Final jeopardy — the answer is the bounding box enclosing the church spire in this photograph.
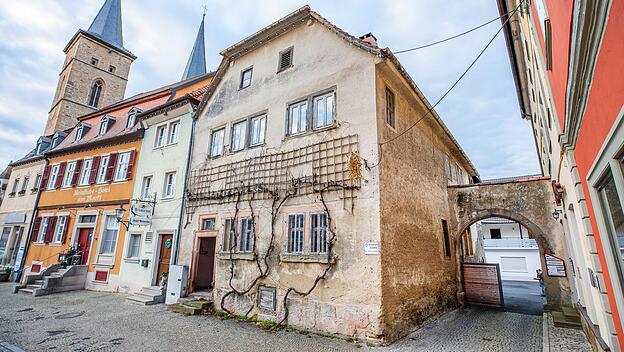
[182,14,207,80]
[87,0,124,49]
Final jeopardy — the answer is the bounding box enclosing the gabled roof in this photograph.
[196,5,478,176]
[182,15,207,80]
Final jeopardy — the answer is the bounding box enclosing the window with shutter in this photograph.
[278,47,293,72]
[44,216,57,243]
[30,217,42,242]
[55,162,67,189]
[40,166,51,191]
[105,153,118,182]
[71,160,83,187]
[89,156,101,185]
[125,150,136,180]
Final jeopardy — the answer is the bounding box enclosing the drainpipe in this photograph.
[172,108,196,265]
[15,158,47,283]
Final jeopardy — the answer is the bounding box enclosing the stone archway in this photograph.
[448,177,573,309]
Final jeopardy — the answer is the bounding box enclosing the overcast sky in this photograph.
[0,0,540,179]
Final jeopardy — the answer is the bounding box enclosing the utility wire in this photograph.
[378,1,523,150]
[394,11,512,54]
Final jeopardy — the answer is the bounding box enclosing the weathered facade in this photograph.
[178,6,477,343]
[498,0,624,349]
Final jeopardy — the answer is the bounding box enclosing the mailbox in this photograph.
[141,259,149,268]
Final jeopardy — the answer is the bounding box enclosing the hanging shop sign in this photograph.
[545,253,566,277]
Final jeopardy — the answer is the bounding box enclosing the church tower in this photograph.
[181,15,207,80]
[45,0,136,135]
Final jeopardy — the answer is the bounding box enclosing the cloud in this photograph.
[0,0,539,179]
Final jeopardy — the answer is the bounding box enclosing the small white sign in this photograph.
[364,242,380,255]
[130,217,151,226]
[545,253,566,277]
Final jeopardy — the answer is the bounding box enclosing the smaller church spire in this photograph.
[88,0,124,49]
[182,14,207,80]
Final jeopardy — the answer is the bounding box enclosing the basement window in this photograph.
[278,47,293,72]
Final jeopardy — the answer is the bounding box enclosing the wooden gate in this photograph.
[463,263,504,307]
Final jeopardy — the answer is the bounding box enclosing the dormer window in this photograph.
[50,131,67,149]
[36,142,43,155]
[126,108,143,129]
[99,116,116,135]
[75,123,91,141]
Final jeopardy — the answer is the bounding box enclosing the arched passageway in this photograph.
[448,177,573,309]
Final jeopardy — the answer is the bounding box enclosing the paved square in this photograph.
[0,283,566,351]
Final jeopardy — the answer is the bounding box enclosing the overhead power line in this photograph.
[394,9,517,54]
[378,1,524,149]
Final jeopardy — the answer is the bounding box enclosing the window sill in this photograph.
[217,252,256,261]
[92,263,114,269]
[161,196,175,201]
[124,258,140,264]
[280,253,334,264]
[283,124,338,141]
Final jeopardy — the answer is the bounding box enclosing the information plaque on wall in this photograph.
[545,253,566,277]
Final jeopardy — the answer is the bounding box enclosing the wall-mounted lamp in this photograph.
[115,205,131,230]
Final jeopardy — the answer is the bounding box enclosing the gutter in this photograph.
[172,108,197,265]
[15,159,47,282]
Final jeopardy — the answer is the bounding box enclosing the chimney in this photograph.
[359,32,378,47]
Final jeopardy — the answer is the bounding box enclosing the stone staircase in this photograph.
[126,286,165,305]
[552,305,583,330]
[14,265,87,297]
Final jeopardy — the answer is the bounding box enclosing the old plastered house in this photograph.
[179,6,477,343]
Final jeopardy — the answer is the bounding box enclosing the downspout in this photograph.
[172,108,196,265]
[15,158,47,282]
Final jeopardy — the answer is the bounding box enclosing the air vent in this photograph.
[278,47,293,72]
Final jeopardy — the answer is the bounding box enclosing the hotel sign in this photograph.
[130,200,154,226]
[73,187,110,203]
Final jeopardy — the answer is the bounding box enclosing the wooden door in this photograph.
[77,228,93,265]
[157,234,173,284]
[463,263,504,307]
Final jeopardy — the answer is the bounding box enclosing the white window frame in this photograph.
[163,171,176,199]
[249,114,266,146]
[231,120,247,152]
[38,216,50,243]
[99,215,120,255]
[167,120,180,145]
[286,213,305,253]
[114,152,131,181]
[53,216,67,244]
[11,178,19,193]
[141,176,152,200]
[78,158,93,186]
[98,119,108,135]
[62,161,77,188]
[20,176,29,192]
[47,165,60,190]
[33,174,42,191]
[154,125,166,148]
[96,155,110,184]
[313,92,335,129]
[126,233,141,259]
[210,128,225,157]
[287,101,308,136]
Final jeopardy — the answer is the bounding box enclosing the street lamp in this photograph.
[552,209,563,221]
[115,205,130,230]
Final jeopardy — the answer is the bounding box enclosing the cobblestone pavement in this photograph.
[546,313,592,352]
[0,283,584,352]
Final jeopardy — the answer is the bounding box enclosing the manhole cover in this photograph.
[55,311,85,319]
